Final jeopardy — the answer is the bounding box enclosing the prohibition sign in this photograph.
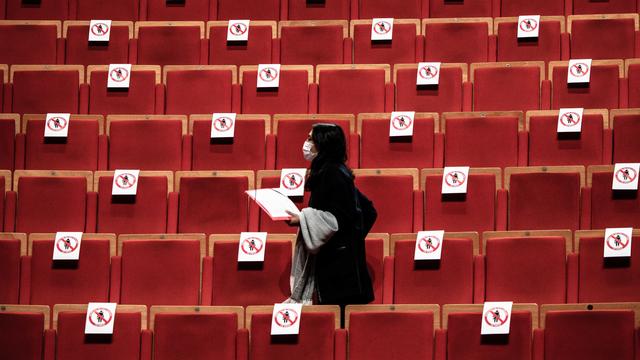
[47,117,68,131]
[570,63,589,77]
[445,171,466,187]
[282,173,303,190]
[56,236,79,254]
[392,115,412,130]
[274,308,299,328]
[115,173,137,189]
[110,67,129,82]
[241,237,264,255]
[607,233,630,250]
[615,167,637,184]
[484,307,509,327]
[91,23,110,36]
[259,67,278,82]
[419,65,438,79]
[229,23,248,36]
[373,21,391,34]
[213,116,234,132]
[519,18,538,32]
[417,236,441,253]
[560,112,581,127]
[88,307,113,327]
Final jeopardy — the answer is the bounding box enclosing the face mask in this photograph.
[302,140,317,161]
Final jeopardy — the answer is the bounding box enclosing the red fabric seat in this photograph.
[495,17,564,63]
[428,0,493,18]
[626,61,640,108]
[364,235,387,304]
[569,15,637,60]
[394,63,467,114]
[88,65,162,115]
[9,65,83,114]
[586,166,640,229]
[550,60,623,110]
[286,0,350,20]
[240,65,313,114]
[352,20,420,66]
[0,114,18,171]
[5,0,68,20]
[611,109,640,162]
[280,20,347,65]
[136,22,205,66]
[317,64,391,114]
[254,170,310,234]
[144,0,212,21]
[572,0,637,14]
[0,21,59,65]
[164,65,236,115]
[500,0,565,16]
[74,0,140,20]
[472,62,544,112]
[0,234,24,304]
[356,0,424,18]
[424,19,493,65]
[0,305,49,360]
[64,21,131,66]
[216,0,280,20]
[208,21,276,66]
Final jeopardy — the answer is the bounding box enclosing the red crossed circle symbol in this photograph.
[484,307,509,327]
[570,63,590,77]
[274,308,299,328]
[56,236,79,254]
[519,18,538,32]
[47,117,68,131]
[560,112,581,127]
[110,67,129,82]
[607,233,630,250]
[615,167,637,184]
[392,115,412,130]
[91,22,110,36]
[445,171,466,187]
[229,22,248,36]
[419,65,438,79]
[282,172,303,190]
[213,116,234,132]
[418,236,441,253]
[259,67,278,82]
[241,237,264,255]
[89,307,113,327]
[373,21,391,34]
[115,173,137,189]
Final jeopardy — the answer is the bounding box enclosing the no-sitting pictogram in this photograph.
[213,116,234,132]
[282,172,303,190]
[373,21,392,34]
[559,112,581,127]
[47,117,68,131]
[259,67,279,82]
[615,167,637,184]
[418,65,438,80]
[570,63,590,77]
[115,173,137,189]
[241,237,264,255]
[607,233,630,251]
[229,22,248,36]
[484,307,509,327]
[274,308,299,328]
[88,307,113,327]
[91,22,110,36]
[56,236,79,254]
[519,18,538,32]
[445,171,466,187]
[110,67,129,82]
[392,115,413,130]
[417,236,441,253]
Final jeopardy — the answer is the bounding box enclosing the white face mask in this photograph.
[302,140,317,161]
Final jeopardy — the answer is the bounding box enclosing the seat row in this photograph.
[1,231,639,309]
[2,16,640,67]
[3,302,638,360]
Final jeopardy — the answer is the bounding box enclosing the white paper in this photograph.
[481,301,513,335]
[257,64,280,88]
[246,188,301,221]
[612,163,640,191]
[44,113,70,138]
[557,108,584,133]
[371,18,393,41]
[107,64,132,89]
[211,113,236,139]
[567,59,592,84]
[227,20,250,42]
[604,228,633,258]
[414,230,444,261]
[52,232,83,261]
[279,168,306,197]
[416,62,441,86]
[89,20,111,42]
[389,111,415,137]
[112,169,140,196]
[238,232,267,262]
[517,15,540,39]
[85,302,117,334]
[271,303,303,335]
[442,166,470,194]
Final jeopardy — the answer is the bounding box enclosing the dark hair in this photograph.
[306,123,352,189]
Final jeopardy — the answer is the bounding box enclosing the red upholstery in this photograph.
[11,68,80,114]
[96,174,169,233]
[626,64,640,108]
[473,64,542,111]
[0,311,45,360]
[75,0,140,21]
[0,22,58,64]
[208,23,274,66]
[446,311,533,360]
[16,176,87,233]
[572,0,636,14]
[364,237,385,304]
[500,0,565,15]
[348,311,435,360]
[0,116,16,171]
[551,63,621,109]
[357,0,423,18]
[287,0,350,20]
[0,239,21,303]
[395,65,465,113]
[256,175,310,233]
[165,68,234,114]
[508,171,582,231]
[210,240,291,306]
[353,22,418,65]
[528,113,606,167]
[65,23,130,66]
[241,68,310,114]
[145,0,211,21]
[424,21,490,63]
[544,310,635,360]
[355,173,416,233]
[136,25,203,66]
[428,0,492,18]
[120,238,201,306]
[178,175,250,234]
[108,117,183,171]
[443,114,520,168]
[589,170,640,229]
[280,23,344,66]
[318,67,387,114]
[217,0,280,20]
[0,177,4,231]
[5,0,68,20]
[393,238,475,304]
[570,17,636,60]
[28,238,111,308]
[612,112,640,162]
[496,19,563,63]
[88,68,158,115]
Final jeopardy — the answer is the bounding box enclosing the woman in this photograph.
[284,123,375,307]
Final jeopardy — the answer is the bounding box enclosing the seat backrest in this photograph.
[64,21,132,66]
[500,0,565,16]
[364,234,388,304]
[572,0,637,14]
[394,63,466,113]
[0,233,25,304]
[568,14,638,60]
[495,16,564,63]
[88,65,160,115]
[351,19,420,66]
[428,0,493,18]
[0,114,19,171]
[216,0,280,20]
[611,108,640,162]
[0,305,49,360]
[471,61,545,112]
[317,64,390,114]
[357,0,424,18]
[279,20,347,65]
[74,0,140,21]
[10,65,83,114]
[286,0,350,20]
[164,65,236,115]
[5,0,68,21]
[550,60,623,110]
[144,0,211,21]
[423,18,492,63]
[135,22,205,66]
[587,165,640,229]
[240,65,313,114]
[0,21,59,65]
[255,170,310,234]
[207,21,276,66]
[625,59,640,108]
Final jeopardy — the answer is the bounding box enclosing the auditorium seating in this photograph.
[0,21,61,65]
[423,18,494,64]
[75,0,140,21]
[254,170,310,233]
[357,0,425,19]
[0,171,8,231]
[572,0,637,15]
[164,65,237,115]
[135,22,207,66]
[279,20,348,65]
[64,21,132,66]
[239,65,314,114]
[0,114,18,171]
[568,14,638,60]
[0,305,49,360]
[207,21,277,66]
[0,233,24,303]
[494,16,565,63]
[625,59,640,108]
[8,65,85,114]
[216,0,281,21]
[317,64,392,114]
[610,109,640,162]
[351,19,421,65]
[144,0,212,21]
[499,0,565,16]
[5,0,68,21]
[286,0,351,20]
[583,165,640,229]
[429,0,494,18]
[0,64,6,115]
[394,63,469,113]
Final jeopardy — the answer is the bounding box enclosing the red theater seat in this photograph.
[64,21,132,66]
[88,65,163,115]
[8,65,84,114]
[5,0,69,20]
[208,21,277,66]
[428,0,493,18]
[279,20,348,65]
[351,19,421,66]
[495,16,565,63]
[625,59,640,108]
[240,65,313,114]
[584,165,640,229]
[364,234,388,305]
[356,0,425,19]
[135,22,206,66]
[286,0,350,20]
[74,0,140,21]
[0,21,60,65]
[568,14,638,60]
[394,63,468,114]
[550,60,624,110]
[472,61,546,112]
[317,64,392,114]
[611,109,640,162]
[0,233,25,304]
[0,114,18,171]
[572,0,637,15]
[144,0,212,21]
[423,18,494,64]
[254,170,310,234]
[164,65,237,115]
[216,0,280,20]
[0,305,49,360]
[0,172,8,231]
[500,0,565,16]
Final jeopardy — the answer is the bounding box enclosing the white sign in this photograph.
[52,232,83,261]
[238,232,267,262]
[227,20,250,42]
[557,108,584,133]
[279,168,306,197]
[107,64,132,89]
[111,169,140,196]
[416,62,441,86]
[612,163,640,191]
[88,20,111,42]
[389,111,415,137]
[84,302,117,335]
[211,113,236,139]
[257,64,281,88]
[567,59,592,84]
[271,303,303,335]
[414,230,444,261]
[517,15,540,38]
[604,228,633,258]
[441,166,470,194]
[44,113,70,138]
[371,18,393,41]
[481,301,513,335]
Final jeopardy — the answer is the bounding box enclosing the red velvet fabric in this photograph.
[318,68,386,114]
[424,21,489,63]
[528,113,605,167]
[0,177,5,231]
[395,66,464,113]
[0,239,21,303]
[11,69,80,114]
[0,116,16,171]
[165,68,233,114]
[612,113,640,162]
[570,18,636,60]
[473,66,541,111]
[145,0,210,21]
[500,0,564,15]
[249,312,335,360]
[65,24,130,66]
[89,69,157,115]
[508,172,581,231]
[589,171,640,229]
[443,114,519,168]
[153,312,238,360]
[257,175,310,234]
[423,173,497,233]
[75,0,140,20]
[29,238,111,308]
[191,119,268,171]
[56,311,142,360]
[355,174,415,233]
[496,20,562,63]
[241,69,310,114]
[544,310,635,360]
[5,0,68,20]
[0,312,45,360]
[208,25,273,66]
[25,117,100,170]
[210,240,291,306]
[287,0,350,20]
[280,24,344,65]
[353,23,417,65]
[393,238,475,304]
[364,237,385,304]
[447,311,533,360]
[108,118,183,171]
[626,64,640,109]
[16,176,87,233]
[0,23,58,64]
[578,235,640,302]
[572,0,636,14]
[178,176,250,234]
[217,0,280,20]
[96,175,168,234]
[348,311,435,360]
[428,0,492,18]
[551,64,620,109]
[137,25,203,66]
[358,0,422,18]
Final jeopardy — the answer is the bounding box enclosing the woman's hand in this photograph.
[285,211,300,226]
